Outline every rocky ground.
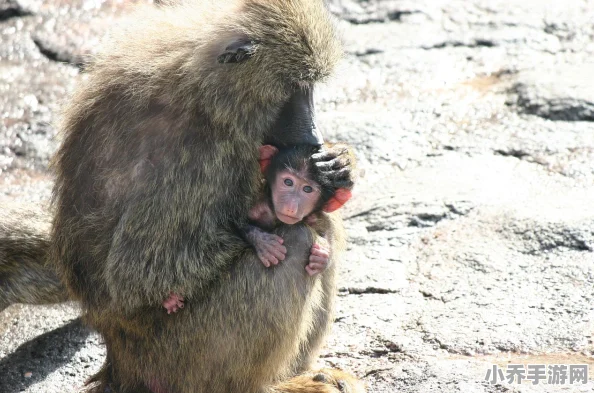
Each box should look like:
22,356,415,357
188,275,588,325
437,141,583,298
1,0,593,392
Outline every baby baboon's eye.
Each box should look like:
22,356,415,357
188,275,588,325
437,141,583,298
284,179,294,186
303,186,313,193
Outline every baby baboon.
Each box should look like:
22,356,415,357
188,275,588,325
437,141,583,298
246,144,354,271
2,1,366,392
163,143,356,314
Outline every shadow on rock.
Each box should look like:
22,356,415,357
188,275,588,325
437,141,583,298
0,318,91,392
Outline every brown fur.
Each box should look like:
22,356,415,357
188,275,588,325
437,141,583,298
21,0,361,392
0,204,68,312
52,0,342,311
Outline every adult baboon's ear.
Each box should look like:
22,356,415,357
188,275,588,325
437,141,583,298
217,38,256,64
258,145,279,173
323,188,352,213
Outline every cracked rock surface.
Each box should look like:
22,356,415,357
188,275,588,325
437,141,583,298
1,0,593,392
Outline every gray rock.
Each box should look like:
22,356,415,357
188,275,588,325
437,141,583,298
511,65,594,121
327,0,430,25
0,0,31,22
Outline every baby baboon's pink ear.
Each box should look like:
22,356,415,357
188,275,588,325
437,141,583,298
258,145,279,173
323,188,352,213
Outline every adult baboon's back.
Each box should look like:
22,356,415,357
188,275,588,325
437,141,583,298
52,0,363,392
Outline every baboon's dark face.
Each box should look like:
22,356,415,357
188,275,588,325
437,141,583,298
218,39,323,147
217,39,323,146
264,87,323,148
212,0,339,148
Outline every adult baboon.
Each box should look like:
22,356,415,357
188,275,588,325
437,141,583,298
4,0,364,392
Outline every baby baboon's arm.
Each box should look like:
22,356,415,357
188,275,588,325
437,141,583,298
243,225,287,268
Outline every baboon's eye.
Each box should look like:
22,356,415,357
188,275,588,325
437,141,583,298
217,38,256,64
284,179,294,187
303,186,313,193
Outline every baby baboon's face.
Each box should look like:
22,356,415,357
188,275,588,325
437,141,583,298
271,169,321,224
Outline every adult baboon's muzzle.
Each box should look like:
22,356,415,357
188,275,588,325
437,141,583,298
265,87,324,147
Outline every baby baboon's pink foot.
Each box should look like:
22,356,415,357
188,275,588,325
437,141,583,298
162,292,184,314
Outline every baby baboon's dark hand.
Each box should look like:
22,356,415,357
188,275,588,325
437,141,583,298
311,144,355,190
